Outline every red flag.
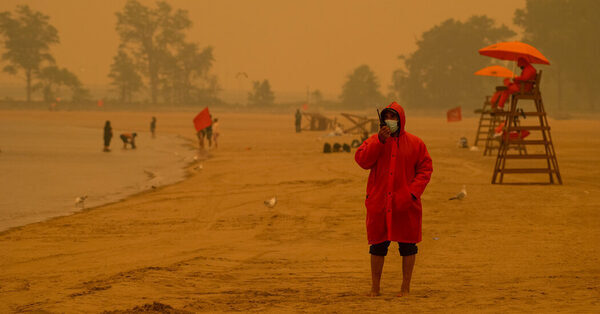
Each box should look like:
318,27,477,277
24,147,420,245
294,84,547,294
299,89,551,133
97,99,104,107
193,107,212,131
302,103,308,111
447,106,462,122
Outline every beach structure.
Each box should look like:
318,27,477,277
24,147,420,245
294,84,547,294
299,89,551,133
491,71,562,184
301,112,335,131
340,113,379,134
472,65,514,151
473,96,494,147
478,41,561,184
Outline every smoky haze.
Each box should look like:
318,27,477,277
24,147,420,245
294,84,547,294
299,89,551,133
0,0,524,102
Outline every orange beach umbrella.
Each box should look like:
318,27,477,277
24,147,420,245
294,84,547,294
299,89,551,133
479,41,550,65
474,65,515,78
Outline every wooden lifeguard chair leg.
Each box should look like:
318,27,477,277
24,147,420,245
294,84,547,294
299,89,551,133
474,97,492,147
492,95,518,184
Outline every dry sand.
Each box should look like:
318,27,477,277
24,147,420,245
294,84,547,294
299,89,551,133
0,110,599,313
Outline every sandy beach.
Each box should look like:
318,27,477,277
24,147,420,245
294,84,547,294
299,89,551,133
0,110,599,312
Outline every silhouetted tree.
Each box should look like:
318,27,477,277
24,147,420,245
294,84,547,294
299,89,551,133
0,5,59,102
116,0,191,104
340,64,384,108
515,0,600,110
391,16,514,110
34,66,89,103
159,43,218,105
248,80,275,106
108,50,143,103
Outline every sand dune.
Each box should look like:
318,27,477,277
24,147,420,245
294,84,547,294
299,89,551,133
0,110,598,312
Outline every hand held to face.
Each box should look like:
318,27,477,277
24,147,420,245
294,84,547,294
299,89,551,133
378,125,391,143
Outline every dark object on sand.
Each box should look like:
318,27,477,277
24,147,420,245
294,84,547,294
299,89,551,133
333,143,342,152
458,137,468,148
323,143,332,153
343,143,351,153
351,139,361,148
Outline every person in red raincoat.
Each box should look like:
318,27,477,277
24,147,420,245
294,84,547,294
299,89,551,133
495,57,537,109
355,101,433,297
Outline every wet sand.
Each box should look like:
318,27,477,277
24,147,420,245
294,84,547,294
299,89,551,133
0,110,598,312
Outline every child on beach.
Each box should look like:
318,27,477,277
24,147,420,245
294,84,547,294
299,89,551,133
212,118,220,148
355,102,433,297
120,133,137,149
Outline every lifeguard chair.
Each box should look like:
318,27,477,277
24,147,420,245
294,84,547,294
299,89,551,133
478,86,525,156
492,71,562,184
473,96,494,147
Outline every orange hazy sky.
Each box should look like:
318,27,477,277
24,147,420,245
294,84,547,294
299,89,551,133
0,0,525,99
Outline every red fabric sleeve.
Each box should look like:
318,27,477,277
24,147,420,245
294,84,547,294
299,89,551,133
408,141,433,198
354,135,384,170
514,65,536,83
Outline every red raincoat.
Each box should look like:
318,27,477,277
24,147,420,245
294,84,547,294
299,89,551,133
497,59,537,108
355,102,433,244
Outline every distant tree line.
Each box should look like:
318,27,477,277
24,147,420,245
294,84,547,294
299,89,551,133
340,0,600,112
110,0,219,106
515,0,600,111
0,5,90,103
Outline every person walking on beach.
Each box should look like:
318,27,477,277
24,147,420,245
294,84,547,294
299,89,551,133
150,116,156,138
212,118,220,149
355,101,433,297
295,109,302,133
103,120,113,152
120,132,137,149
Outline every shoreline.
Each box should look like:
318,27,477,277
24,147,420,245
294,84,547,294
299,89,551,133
0,137,204,237
0,110,203,233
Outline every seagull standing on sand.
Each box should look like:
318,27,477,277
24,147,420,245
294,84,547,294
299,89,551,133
75,195,88,208
264,197,277,208
449,185,467,200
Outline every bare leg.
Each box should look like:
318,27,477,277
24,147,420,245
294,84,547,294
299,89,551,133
398,254,415,297
369,255,385,297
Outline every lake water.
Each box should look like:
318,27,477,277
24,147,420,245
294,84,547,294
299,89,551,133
0,120,196,231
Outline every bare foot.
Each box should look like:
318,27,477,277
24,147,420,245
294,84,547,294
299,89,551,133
367,289,381,297
397,284,410,297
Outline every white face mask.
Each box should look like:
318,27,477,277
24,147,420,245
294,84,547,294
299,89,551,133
385,119,399,133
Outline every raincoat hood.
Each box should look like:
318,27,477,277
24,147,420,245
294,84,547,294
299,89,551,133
517,57,529,68
380,101,406,135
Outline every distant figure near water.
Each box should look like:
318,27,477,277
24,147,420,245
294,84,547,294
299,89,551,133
103,121,112,152
295,109,302,132
120,133,137,149
150,116,156,138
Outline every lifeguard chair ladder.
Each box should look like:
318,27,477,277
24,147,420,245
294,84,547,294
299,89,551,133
473,96,493,147
483,86,526,156
492,71,562,184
